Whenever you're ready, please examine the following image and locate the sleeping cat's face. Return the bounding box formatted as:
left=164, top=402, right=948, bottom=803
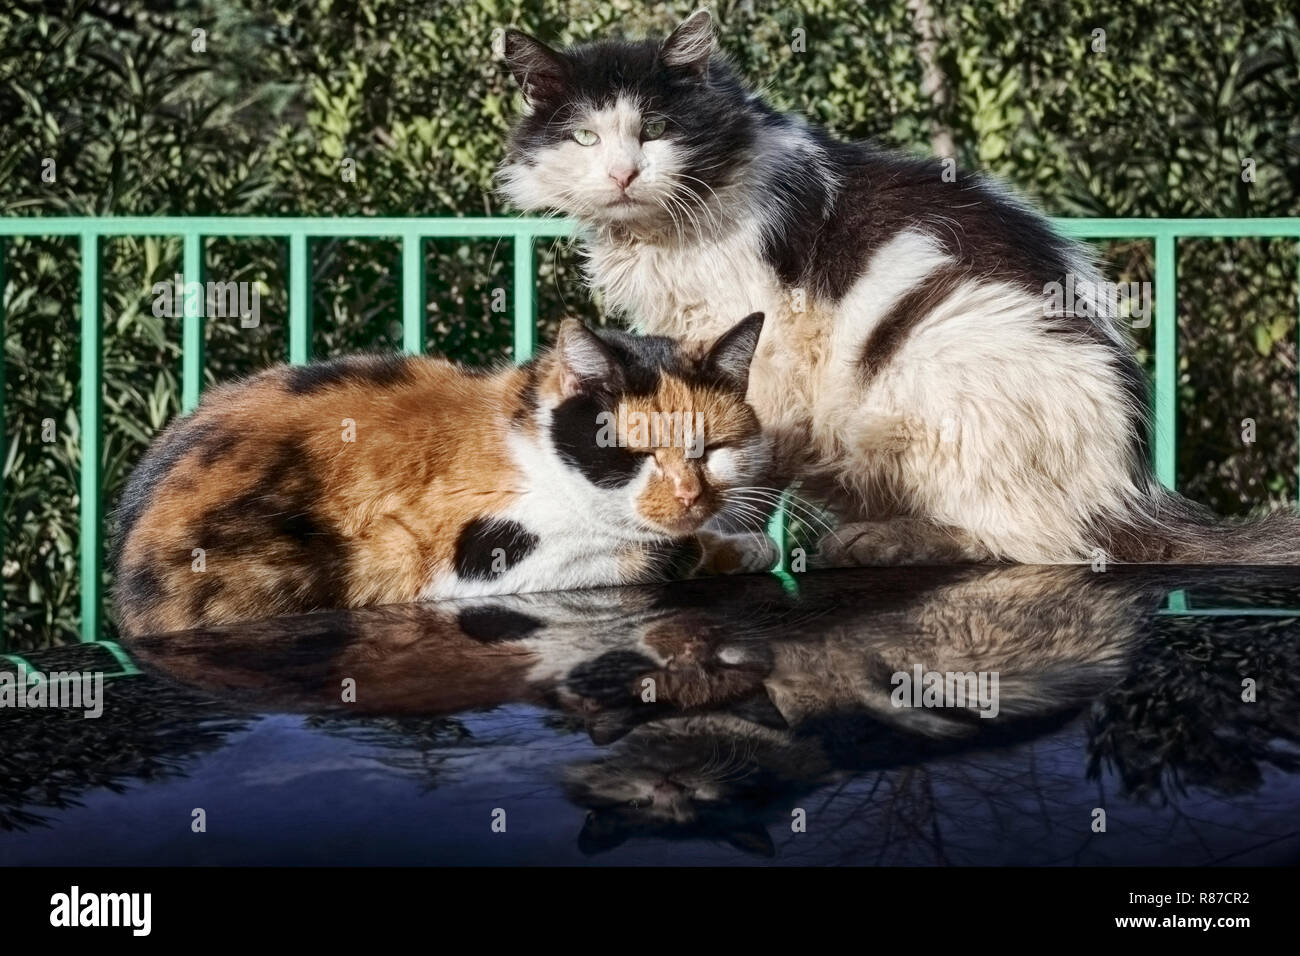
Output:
left=498, top=11, right=754, bottom=232
left=537, top=312, right=770, bottom=538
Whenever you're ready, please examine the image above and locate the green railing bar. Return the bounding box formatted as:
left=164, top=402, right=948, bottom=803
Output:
left=0, top=649, right=140, bottom=682
left=1, top=216, right=1297, bottom=240
left=401, top=234, right=425, bottom=355
left=181, top=233, right=205, bottom=412
left=0, top=652, right=39, bottom=684
left=766, top=496, right=788, bottom=572
left=1055, top=219, right=1300, bottom=239
left=0, top=217, right=580, bottom=238
left=96, top=638, right=142, bottom=677
left=289, top=233, right=311, bottom=364
left=1154, top=233, right=1178, bottom=489
left=79, top=233, right=102, bottom=643
left=1156, top=607, right=1300, bottom=617
left=513, top=235, right=535, bottom=361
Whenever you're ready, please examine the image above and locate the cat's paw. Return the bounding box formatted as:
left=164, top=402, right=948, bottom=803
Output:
left=815, top=520, right=986, bottom=568
left=817, top=521, right=937, bottom=567
left=812, top=524, right=893, bottom=568
left=695, top=531, right=778, bottom=575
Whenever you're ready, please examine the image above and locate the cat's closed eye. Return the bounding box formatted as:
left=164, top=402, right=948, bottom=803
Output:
left=704, top=446, right=740, bottom=478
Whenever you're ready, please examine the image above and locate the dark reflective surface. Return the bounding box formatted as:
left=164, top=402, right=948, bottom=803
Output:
left=4, top=566, right=1300, bottom=865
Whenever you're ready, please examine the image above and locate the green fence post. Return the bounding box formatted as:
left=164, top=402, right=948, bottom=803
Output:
left=513, top=234, right=535, bottom=362
left=182, top=232, right=205, bottom=412
left=402, top=233, right=426, bottom=355
left=289, top=233, right=312, bottom=365
left=80, top=232, right=103, bottom=642
left=1154, top=231, right=1178, bottom=490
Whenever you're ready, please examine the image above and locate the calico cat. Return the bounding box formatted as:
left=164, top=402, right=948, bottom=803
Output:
left=499, top=10, right=1300, bottom=566
left=112, top=313, right=775, bottom=637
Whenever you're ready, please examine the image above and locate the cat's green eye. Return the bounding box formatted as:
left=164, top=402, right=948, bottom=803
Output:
left=642, top=118, right=667, bottom=141
left=572, top=128, right=600, bottom=146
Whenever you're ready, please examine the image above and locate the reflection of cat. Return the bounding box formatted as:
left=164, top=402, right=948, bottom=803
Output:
left=562, top=566, right=1157, bottom=853
left=130, top=564, right=1179, bottom=857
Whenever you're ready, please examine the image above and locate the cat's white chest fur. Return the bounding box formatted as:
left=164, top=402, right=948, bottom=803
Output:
left=587, top=222, right=783, bottom=340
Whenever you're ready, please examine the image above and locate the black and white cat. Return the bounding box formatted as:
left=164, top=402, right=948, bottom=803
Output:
left=499, top=10, right=1300, bottom=565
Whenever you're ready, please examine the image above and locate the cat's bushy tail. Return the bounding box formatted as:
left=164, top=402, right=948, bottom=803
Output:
left=1107, top=487, right=1300, bottom=564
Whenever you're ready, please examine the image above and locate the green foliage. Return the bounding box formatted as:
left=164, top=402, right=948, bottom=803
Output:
left=1, top=0, right=1298, bottom=647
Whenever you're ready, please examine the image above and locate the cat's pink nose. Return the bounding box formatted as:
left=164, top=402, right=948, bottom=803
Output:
left=675, top=485, right=699, bottom=507
left=608, top=167, right=639, bottom=191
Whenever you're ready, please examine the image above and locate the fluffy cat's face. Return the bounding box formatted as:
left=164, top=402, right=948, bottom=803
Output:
left=537, top=313, right=771, bottom=538
left=498, top=11, right=754, bottom=232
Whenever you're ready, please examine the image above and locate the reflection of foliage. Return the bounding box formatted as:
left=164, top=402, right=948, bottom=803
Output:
left=1087, top=615, right=1300, bottom=801
left=300, top=712, right=473, bottom=788
left=0, top=644, right=247, bottom=831
left=807, top=606, right=1300, bottom=864
left=2, top=1, right=1299, bottom=646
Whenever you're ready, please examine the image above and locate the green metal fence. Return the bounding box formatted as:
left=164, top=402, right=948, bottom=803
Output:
left=1, top=215, right=1299, bottom=646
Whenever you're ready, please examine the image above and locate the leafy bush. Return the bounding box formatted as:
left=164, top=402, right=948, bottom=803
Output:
left=1, top=0, right=1298, bottom=647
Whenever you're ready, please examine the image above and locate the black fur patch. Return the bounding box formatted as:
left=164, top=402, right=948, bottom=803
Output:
left=456, top=606, right=545, bottom=642
left=110, top=419, right=217, bottom=574
left=119, top=562, right=166, bottom=609
left=195, top=430, right=242, bottom=467
left=187, top=437, right=352, bottom=614
left=859, top=266, right=969, bottom=386
left=567, top=649, right=658, bottom=707
left=453, top=518, right=539, bottom=580
left=511, top=362, right=541, bottom=427
left=284, top=353, right=414, bottom=395
left=549, top=393, right=647, bottom=488
left=763, top=135, right=1083, bottom=303
left=185, top=573, right=225, bottom=624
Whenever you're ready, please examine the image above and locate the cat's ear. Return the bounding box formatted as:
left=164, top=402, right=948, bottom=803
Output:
left=503, top=29, right=570, bottom=103
left=556, top=319, right=623, bottom=398
left=702, top=311, right=764, bottom=395
left=660, top=9, right=714, bottom=77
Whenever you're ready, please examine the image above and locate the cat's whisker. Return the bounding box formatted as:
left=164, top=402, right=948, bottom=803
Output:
left=726, top=486, right=838, bottom=538
left=723, top=488, right=837, bottom=540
